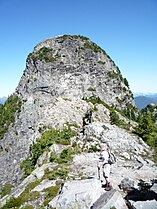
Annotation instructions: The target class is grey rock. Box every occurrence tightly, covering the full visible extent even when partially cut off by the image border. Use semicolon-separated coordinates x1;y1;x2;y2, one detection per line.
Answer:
119;178;135;192
131;200;157;209
151;183;157;193
91;189;128;209
49;178;104;209
32;179;56;192
0;163;56;207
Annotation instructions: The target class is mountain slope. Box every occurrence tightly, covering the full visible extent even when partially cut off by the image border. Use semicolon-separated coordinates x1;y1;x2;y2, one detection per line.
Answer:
135;96;157;110
0;35;156;208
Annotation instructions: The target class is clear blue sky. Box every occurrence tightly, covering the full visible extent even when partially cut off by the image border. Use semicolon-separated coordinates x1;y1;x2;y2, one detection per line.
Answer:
0;0;157;97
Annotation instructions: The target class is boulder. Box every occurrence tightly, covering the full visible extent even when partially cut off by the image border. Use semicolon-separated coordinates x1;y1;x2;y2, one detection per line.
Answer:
131;199;157;209
32;179;56;192
49;178;105;209
91;189;128;209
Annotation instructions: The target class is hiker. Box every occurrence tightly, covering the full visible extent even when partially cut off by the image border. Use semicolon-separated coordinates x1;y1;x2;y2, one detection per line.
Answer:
97;143;112;191
82;116;86;135
82;109;92;135
87;108;92;123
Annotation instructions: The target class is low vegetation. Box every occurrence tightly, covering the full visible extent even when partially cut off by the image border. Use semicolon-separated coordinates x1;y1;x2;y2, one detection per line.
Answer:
120;103;137;121
1;179;61;209
134;113;157;161
28;47;58;63
83;96;130;127
2;147;78;209
1;181;41;209
20;127;76;178
0;95;21;139
6;127;79;208
123;77;129;87
0;184;12;198
98;60;106;65
47;165;70;180
43;182;61;206
59;34;89;42
110;110;125;126
83;96;111;110
83;41;103;53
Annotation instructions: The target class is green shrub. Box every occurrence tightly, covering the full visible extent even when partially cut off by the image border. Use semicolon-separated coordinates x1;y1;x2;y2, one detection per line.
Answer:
59;35;89;42
107;69;123;81
43;182;61;206
49;151;58;162
108;71;119;79
134;113;157;162
20;158;34;178
0;184;12;198
1;181;40;209
135;115;156;137
84;96;133;129
1;192;40;209
88;145;100;152
21;127;76;178
110;110;129;128
0;95;21;139
83;96;112;110
1;196;21;209
98;60;106;64
28;47;58;63
84;96;137;122
123;78;129;87
21;206;34;209
93;105;98;112
110;110;121;125
50;147;79;165
83;41;103;53
59;147;74;163
121;103;137;121
48;165;69;180
45;147;80;181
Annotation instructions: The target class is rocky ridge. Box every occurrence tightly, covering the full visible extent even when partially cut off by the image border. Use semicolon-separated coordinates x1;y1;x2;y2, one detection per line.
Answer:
0;35;156;208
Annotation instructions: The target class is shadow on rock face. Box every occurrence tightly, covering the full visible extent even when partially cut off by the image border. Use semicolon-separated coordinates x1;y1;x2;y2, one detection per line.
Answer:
119;179;157;209
125;189;157;202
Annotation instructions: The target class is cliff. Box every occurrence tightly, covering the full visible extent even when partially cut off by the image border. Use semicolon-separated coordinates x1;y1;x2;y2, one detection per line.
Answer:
16;35;135;109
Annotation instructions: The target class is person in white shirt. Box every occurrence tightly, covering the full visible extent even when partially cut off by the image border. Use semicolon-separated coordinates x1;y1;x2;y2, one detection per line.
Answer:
97;143;112;191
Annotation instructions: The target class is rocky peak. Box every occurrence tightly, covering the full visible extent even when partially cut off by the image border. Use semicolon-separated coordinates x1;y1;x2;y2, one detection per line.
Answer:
16;35;135;111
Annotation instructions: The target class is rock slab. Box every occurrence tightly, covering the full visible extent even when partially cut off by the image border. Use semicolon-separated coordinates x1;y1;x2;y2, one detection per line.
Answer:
91;189;128;209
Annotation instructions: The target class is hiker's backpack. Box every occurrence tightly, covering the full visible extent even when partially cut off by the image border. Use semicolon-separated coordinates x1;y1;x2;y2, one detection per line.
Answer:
108;151;116;164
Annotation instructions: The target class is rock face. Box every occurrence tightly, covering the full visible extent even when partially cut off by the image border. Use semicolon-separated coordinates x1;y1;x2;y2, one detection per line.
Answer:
49;178;104;208
16;35;134;109
92;189;128;209
0;35;156;208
